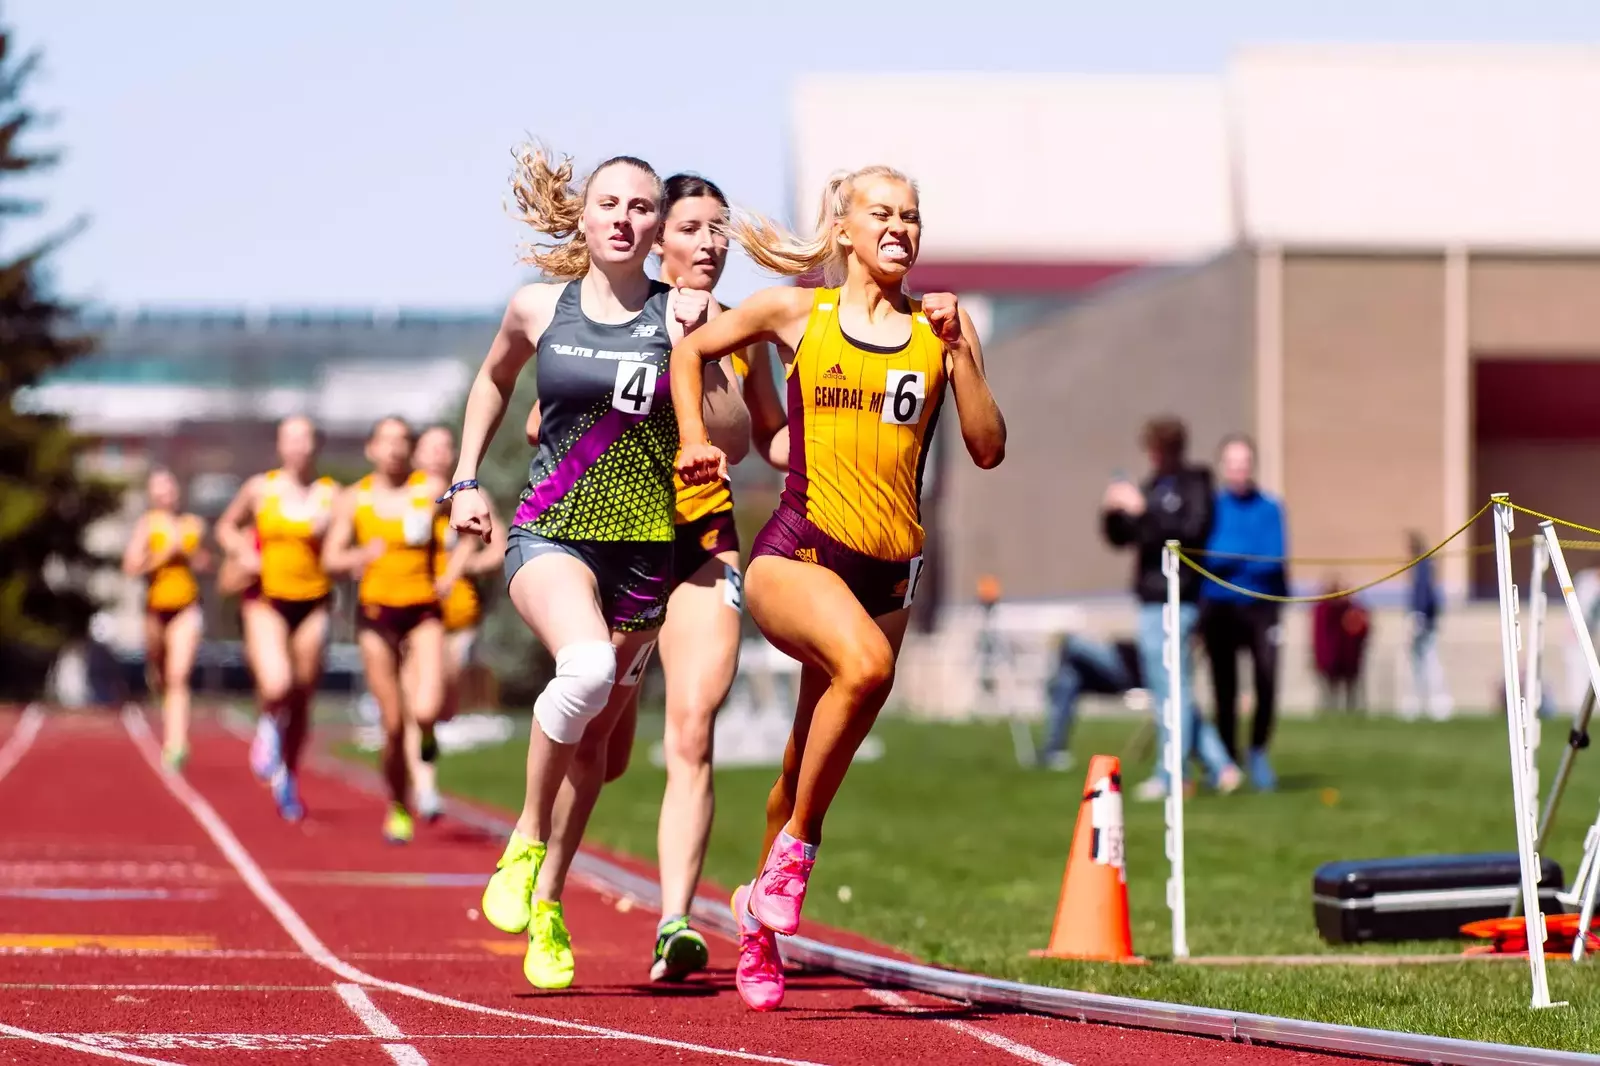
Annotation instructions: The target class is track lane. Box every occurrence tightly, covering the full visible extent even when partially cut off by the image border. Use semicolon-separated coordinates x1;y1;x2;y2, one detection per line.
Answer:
177;709;1396;1066
0;707;1406;1065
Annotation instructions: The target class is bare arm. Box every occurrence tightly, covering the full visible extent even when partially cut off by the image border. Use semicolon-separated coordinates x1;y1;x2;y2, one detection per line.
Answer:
121;514;151;577
741;341;789;471
454;285;553;487
320;486;368;577
467;494;507;574
944;308;1006;470
189;517;214;574
669;285;812;451
213;476;262;557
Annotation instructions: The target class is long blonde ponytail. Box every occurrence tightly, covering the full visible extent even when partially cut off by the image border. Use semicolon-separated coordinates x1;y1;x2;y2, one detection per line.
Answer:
726;165;916;286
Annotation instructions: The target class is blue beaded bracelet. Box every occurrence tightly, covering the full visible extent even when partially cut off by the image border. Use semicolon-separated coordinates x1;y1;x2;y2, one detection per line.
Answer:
436;479;479;504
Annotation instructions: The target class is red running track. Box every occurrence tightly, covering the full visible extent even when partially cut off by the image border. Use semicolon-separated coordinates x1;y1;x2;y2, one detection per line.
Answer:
0;706;1398;1066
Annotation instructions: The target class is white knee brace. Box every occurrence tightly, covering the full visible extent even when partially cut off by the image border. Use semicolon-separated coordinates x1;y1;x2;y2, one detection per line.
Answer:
533;640;616;745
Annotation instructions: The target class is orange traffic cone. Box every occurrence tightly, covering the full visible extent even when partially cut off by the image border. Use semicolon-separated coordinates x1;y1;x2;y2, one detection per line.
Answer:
1030;753;1144;963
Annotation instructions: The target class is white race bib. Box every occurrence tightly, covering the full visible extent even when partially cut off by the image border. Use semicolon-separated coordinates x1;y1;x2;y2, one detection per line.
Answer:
613;360;658;417
618;640;656;688
882;369;926;426
402;509;432;547
722;564;744;612
903;555;924;608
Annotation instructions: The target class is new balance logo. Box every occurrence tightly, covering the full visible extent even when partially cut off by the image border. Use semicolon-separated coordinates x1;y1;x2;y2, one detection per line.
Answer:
631;323;659;338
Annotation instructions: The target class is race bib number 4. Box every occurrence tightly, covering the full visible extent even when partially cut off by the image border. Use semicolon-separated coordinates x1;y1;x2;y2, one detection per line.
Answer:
882;369;926;426
613;360;658;417
618;640;657;688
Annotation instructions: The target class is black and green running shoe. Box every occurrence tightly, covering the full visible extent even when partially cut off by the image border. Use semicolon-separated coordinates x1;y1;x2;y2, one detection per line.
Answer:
650;916;709;982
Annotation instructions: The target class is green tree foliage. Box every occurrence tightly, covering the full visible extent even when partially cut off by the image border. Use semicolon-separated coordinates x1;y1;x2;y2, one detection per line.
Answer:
0;29;121;697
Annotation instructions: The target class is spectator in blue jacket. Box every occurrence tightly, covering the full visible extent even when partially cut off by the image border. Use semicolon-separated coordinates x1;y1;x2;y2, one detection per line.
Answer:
1198;434;1289;791
1404;530;1452;720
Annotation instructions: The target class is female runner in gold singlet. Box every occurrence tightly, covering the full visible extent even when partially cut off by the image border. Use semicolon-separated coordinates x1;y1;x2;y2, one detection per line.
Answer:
121;467;211;771
671;165;1007;1011
323;415;469;843
214;415;339;821
403;423;505;821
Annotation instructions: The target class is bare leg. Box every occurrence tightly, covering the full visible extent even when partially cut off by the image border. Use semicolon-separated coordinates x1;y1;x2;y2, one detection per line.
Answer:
357;629;409;808
505;552;612;843
657;554;741;919
743;556;908;851
283;604;330;774
161;605;204;761
538;631;658;903
241;599;293;776
603;684;639;785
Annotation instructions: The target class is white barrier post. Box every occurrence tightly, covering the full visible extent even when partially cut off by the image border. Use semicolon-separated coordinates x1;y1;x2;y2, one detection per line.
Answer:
1535;522;1600;960
1524;535;1549;788
1162;540;1188;959
1506;534;1549;919
1490;495;1559;1008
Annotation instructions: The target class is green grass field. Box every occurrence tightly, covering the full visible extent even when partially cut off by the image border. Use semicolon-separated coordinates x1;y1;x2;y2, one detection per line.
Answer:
422;710;1600;1053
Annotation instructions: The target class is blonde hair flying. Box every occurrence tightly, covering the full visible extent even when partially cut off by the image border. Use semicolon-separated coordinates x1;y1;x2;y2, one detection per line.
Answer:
726;165;917;287
506;142;662;281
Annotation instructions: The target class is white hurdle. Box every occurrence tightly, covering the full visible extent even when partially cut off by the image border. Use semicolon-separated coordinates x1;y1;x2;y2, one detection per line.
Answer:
1162;540;1188;960
1489;495;1561;1008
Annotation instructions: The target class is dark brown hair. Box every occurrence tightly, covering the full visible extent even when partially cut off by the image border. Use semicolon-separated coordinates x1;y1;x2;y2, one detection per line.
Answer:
1140;416;1187;467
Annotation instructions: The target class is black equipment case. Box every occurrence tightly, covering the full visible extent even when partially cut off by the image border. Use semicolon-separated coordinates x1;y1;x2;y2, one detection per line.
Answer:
1313;852;1566;944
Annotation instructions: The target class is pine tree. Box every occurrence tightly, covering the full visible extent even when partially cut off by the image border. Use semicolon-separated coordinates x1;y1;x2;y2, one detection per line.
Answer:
0;27;121;698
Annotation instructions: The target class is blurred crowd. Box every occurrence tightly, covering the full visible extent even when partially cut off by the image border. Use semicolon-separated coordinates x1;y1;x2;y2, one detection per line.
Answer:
1037;415;1457;799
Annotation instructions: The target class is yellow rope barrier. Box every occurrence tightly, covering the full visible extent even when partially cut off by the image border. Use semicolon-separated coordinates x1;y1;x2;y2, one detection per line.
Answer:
1187;536;1600;566
1172;500;1496;604
1503;502;1600;541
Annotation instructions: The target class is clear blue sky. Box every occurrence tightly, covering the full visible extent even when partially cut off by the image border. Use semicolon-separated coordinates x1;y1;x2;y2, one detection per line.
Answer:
10;0;1598;311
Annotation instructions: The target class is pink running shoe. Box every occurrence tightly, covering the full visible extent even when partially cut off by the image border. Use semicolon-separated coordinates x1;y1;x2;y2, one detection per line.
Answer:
749;833;814;936
730;883;784;1011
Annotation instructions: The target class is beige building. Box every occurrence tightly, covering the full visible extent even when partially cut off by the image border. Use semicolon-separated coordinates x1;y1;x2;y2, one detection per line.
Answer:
790;46;1600;715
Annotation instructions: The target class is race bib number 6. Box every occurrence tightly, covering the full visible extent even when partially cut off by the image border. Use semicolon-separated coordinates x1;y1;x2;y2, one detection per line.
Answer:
613;360;657;417
882;369;925;426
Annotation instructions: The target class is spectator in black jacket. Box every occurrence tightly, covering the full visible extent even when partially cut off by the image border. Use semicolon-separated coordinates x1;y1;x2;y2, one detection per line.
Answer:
1103;416;1242;801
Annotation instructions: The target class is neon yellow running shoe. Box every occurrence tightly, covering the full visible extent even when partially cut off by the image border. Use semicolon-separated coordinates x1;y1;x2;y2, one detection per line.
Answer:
481;830;546;934
523;899;574;990
382;804;413;845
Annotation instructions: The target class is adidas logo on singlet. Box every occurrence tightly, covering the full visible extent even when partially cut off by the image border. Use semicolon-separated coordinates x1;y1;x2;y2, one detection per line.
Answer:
822;362;847;380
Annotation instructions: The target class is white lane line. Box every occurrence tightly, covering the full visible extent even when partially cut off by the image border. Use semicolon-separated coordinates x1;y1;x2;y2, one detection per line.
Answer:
0;704;46;785
0;1022;187;1065
334;984;405;1039
0;983;330;992
3;1032;617;1050
867;989;1076;1066
381;1045;429;1066
0;947;508;961
122;706;825;1066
